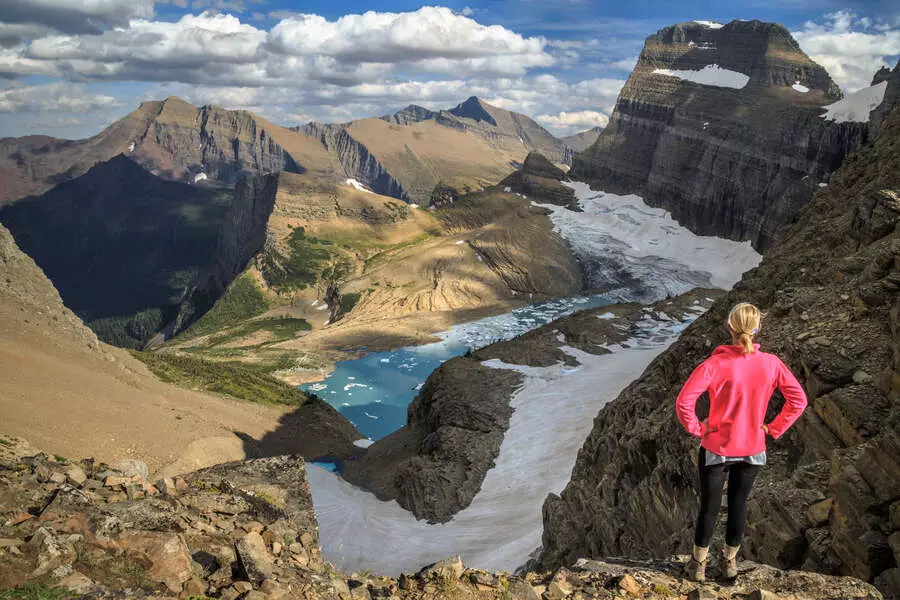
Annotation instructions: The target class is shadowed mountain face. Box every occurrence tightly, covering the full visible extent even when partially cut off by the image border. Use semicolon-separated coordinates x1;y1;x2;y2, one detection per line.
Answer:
0;155;231;347
572;19;869;251
541;63;900;596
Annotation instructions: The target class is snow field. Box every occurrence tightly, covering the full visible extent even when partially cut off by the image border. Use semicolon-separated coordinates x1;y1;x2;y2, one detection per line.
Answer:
653;64;749;89
820;81;887;123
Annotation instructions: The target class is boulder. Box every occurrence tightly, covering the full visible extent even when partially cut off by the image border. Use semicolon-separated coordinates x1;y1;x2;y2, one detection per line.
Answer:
116;531;193;592
235;531;274;583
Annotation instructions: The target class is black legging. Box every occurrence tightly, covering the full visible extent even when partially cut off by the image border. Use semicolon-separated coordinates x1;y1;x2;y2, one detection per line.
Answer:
694;446;761;548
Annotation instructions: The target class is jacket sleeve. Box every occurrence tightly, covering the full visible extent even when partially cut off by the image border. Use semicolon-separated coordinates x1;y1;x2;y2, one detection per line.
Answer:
675;361;713;438
766;358;808;439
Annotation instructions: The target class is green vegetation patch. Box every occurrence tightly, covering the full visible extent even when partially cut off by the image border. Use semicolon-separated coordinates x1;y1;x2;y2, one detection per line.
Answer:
0;584;73;600
183;272;269;339
131;350;309;406
205;317;312;347
337;293;361;319
261;227;339;292
87;308;165;349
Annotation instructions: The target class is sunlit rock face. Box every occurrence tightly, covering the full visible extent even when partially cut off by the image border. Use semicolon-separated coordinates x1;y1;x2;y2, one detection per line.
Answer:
572;19;869;251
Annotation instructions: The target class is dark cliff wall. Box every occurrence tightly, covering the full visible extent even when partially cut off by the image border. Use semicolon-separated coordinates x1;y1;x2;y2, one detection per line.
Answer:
571;20;868;251
300;123;409;200
541;83;900;597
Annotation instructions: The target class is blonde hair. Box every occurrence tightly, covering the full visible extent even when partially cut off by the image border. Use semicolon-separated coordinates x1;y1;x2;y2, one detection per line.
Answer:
728;302;762;354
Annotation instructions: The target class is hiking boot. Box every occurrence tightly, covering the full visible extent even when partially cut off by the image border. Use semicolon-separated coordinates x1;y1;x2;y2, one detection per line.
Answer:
722;555;738;580
684;557;707;582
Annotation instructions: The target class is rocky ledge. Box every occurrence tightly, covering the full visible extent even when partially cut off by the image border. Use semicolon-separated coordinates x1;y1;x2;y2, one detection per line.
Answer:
342;290;723;523
0;449;882;599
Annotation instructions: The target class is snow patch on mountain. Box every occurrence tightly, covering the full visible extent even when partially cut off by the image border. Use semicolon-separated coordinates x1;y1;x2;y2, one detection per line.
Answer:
653;64;749;89
346;178;373;193
692;20;724;29
820;81;887;123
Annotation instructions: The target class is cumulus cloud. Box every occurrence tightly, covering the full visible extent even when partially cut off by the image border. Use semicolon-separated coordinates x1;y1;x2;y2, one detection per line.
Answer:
536;110;609;135
1;0;155;35
266;7;551;66
0;81;120;113
794;11;900;92
4;8;555;85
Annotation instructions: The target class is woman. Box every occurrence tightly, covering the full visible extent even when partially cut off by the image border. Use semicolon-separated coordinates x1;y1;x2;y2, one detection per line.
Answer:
675;302;807;581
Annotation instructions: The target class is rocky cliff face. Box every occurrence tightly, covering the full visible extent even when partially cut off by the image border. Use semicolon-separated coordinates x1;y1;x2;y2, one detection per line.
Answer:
131;97;302;184
572;20;868;251
300;122;409;200
541;79;900;598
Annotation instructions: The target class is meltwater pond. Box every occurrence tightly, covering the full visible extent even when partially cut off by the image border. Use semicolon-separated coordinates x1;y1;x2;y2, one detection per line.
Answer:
301;293;620;441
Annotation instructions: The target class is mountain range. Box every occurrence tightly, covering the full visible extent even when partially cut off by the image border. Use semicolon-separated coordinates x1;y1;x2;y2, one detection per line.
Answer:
0;15;898;600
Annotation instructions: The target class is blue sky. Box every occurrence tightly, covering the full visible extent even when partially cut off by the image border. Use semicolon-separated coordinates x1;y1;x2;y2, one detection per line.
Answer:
0;0;898;139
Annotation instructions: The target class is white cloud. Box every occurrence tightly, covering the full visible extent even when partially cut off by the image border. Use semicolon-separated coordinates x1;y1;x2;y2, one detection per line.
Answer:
5;8;555;85
266;7;550;66
536;110;609;135
0;81;120;113
793;11;900;92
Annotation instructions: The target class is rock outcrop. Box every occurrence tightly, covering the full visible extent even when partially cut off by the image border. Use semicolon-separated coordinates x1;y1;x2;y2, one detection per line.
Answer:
0;447;882;599
541;74;900;599
342;292;721;522
572;20;869;251
500;151;578;209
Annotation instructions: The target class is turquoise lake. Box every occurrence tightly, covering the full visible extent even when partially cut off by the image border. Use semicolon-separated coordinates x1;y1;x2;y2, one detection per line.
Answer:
302;293;620;441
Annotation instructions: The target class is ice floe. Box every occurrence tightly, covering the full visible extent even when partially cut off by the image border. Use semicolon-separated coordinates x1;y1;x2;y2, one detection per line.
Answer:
820;81;887;123
653;64;749;89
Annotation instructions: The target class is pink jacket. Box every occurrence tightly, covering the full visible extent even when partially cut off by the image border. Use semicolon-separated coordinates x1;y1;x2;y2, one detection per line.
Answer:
675;344;808;456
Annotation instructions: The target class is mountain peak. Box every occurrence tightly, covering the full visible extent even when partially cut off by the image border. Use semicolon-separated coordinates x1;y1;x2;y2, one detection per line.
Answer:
448;96;497;126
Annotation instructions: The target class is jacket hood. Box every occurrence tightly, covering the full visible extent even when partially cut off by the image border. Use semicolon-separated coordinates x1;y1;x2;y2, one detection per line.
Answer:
712;344;761;356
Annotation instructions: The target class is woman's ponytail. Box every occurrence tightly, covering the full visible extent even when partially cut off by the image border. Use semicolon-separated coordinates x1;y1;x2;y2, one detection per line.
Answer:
728;303;762;354
739;332;754;354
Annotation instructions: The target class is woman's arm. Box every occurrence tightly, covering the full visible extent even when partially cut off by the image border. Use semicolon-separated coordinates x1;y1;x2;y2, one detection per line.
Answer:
675;361;713;438
766;359;808;439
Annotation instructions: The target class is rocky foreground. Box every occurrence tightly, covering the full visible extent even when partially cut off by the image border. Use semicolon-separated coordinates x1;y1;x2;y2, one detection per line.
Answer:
0;445;882;599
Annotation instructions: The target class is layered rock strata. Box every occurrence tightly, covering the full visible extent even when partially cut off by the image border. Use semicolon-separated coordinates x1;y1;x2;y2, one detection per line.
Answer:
572;20;868;251
541;75;900;598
